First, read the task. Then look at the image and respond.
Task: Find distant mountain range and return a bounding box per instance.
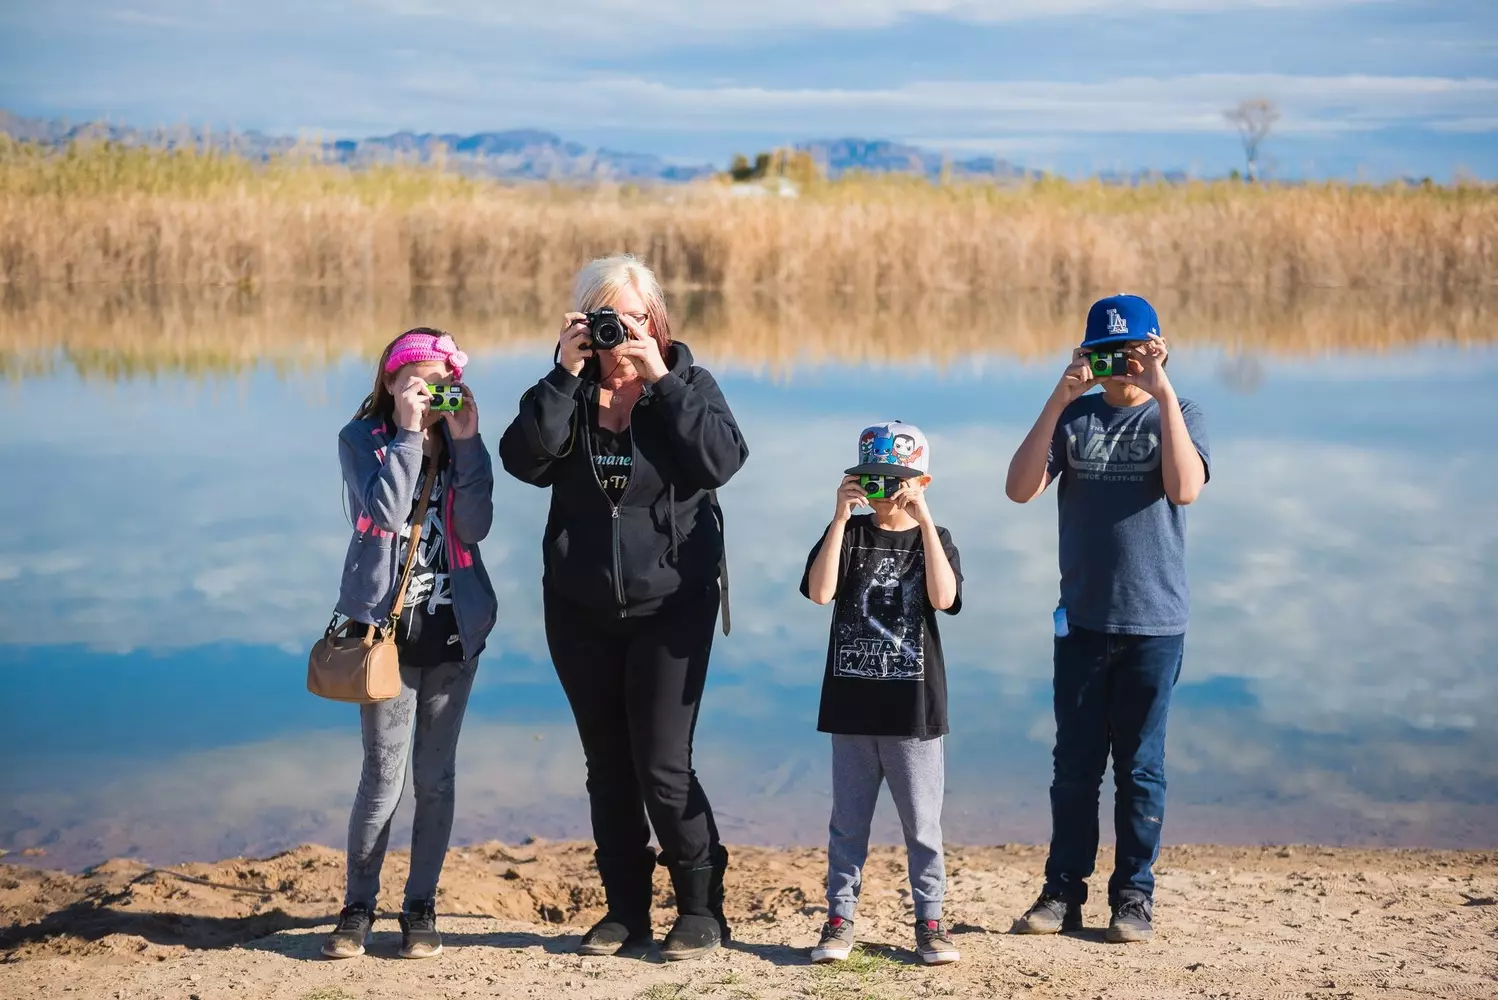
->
[795,138,1038,181]
[4,110,1185,184]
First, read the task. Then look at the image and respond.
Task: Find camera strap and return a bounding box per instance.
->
[381,460,441,637]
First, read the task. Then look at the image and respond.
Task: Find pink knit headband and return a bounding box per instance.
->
[385,332,469,380]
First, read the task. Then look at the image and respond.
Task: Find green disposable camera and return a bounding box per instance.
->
[859,474,907,500]
[427,384,464,412]
[1087,349,1131,378]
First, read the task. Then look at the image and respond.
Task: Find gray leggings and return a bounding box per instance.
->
[828,733,946,922]
[345,658,477,909]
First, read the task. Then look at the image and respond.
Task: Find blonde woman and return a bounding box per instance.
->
[499,255,748,961]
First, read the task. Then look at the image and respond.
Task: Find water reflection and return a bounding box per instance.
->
[3,296,1496,869]
[3,286,1496,379]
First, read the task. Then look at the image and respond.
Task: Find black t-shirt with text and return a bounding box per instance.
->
[394,454,462,667]
[800,515,963,737]
[591,425,633,504]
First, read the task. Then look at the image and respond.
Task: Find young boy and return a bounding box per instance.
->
[800,421,963,966]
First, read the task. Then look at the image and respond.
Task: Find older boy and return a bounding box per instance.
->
[1005,295,1209,943]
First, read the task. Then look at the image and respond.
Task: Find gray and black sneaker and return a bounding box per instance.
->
[1014,893,1083,934]
[810,916,855,963]
[1106,895,1153,943]
[399,899,443,959]
[915,919,960,965]
[320,903,373,959]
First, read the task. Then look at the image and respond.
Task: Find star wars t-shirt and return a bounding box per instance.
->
[394,455,462,667]
[800,516,963,737]
[1046,393,1210,636]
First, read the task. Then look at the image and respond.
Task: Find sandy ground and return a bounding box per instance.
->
[2,841,1495,1000]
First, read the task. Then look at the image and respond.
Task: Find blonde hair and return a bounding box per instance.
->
[572,253,673,349]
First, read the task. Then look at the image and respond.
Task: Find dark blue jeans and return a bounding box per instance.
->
[1043,625,1184,907]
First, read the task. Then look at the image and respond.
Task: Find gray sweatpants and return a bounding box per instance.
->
[827,733,946,922]
[345,658,477,909]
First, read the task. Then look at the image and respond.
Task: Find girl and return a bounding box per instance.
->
[499,254,749,961]
[321,328,498,961]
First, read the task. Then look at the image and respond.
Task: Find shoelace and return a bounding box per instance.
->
[1116,899,1150,921]
[922,920,951,941]
[404,904,437,932]
[336,906,370,932]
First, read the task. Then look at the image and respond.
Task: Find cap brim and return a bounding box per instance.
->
[1080,333,1147,348]
[845,464,924,478]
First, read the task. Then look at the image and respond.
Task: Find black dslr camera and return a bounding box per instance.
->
[586,307,628,350]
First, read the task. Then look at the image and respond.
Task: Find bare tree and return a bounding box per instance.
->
[1224,98,1280,182]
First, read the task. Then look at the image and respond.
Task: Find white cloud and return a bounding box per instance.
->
[353,0,1389,36]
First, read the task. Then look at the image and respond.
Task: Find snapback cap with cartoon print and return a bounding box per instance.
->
[846,421,929,479]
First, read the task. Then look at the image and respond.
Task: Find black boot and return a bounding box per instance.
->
[661,863,722,962]
[707,844,731,943]
[579,848,656,956]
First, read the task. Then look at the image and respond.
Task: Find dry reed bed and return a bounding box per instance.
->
[4,185,1495,296]
[2,137,1495,296]
[3,286,1492,380]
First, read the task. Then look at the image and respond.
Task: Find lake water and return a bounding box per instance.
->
[3,297,1497,870]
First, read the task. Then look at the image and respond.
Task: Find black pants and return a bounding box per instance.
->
[545,586,722,872]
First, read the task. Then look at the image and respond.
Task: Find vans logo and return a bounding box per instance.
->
[1066,421,1160,476]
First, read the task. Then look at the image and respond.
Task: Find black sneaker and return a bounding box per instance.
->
[320,903,373,959]
[578,915,652,956]
[1106,895,1153,943]
[810,916,855,963]
[915,919,960,965]
[399,900,443,959]
[1014,893,1083,934]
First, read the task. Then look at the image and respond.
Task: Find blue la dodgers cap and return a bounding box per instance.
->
[1081,294,1161,348]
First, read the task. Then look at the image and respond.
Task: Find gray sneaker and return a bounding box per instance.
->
[1015,893,1083,934]
[399,900,443,959]
[915,919,960,965]
[810,917,855,963]
[320,903,373,959]
[1105,895,1153,943]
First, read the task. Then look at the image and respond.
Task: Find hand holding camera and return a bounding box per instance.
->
[441,383,479,440]
[890,478,933,526]
[558,312,594,376]
[1053,347,1097,404]
[835,475,869,524]
[606,310,669,384]
[395,374,432,433]
[1112,333,1172,399]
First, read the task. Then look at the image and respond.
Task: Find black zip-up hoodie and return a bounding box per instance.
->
[499,341,749,617]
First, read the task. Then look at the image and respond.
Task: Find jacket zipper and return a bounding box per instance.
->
[585,389,641,613]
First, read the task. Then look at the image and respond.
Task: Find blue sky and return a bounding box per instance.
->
[2,0,1496,178]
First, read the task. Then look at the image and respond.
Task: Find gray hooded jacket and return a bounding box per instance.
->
[335,417,498,661]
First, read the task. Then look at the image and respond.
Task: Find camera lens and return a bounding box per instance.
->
[1091,358,1110,375]
[588,308,627,350]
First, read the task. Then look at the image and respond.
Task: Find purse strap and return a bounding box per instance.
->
[370,457,442,642]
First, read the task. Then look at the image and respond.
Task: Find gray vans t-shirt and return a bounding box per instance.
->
[1047,393,1210,636]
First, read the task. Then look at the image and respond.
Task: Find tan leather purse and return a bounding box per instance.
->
[308,462,440,703]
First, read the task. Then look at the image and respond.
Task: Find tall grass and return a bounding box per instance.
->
[2,140,1495,298]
